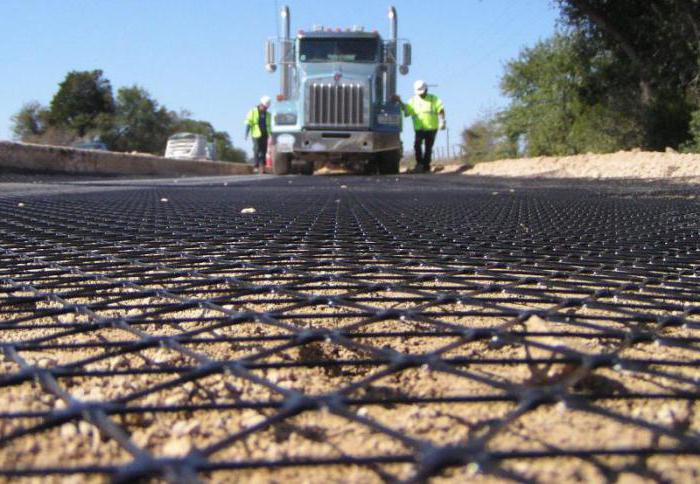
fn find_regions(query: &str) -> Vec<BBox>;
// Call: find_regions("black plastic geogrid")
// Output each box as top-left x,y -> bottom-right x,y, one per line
1,175 -> 699,482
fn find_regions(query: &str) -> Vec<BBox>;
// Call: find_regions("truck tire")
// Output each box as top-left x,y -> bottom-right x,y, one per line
272,152 -> 291,175
364,158 -> 379,175
300,160 -> 314,175
377,149 -> 401,175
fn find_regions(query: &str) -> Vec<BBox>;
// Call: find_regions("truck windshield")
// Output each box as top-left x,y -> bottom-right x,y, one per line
299,38 -> 379,63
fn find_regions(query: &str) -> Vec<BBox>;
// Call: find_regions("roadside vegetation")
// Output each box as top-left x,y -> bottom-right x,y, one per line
463,0 -> 700,163
10,70 -> 246,162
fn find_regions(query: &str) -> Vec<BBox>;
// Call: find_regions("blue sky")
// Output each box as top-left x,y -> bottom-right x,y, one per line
0,0 -> 559,155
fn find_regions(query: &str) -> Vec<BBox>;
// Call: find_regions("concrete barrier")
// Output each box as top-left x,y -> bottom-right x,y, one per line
0,141 -> 253,176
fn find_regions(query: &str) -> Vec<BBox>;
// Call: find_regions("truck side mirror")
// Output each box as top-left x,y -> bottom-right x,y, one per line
400,43 -> 411,75
265,39 -> 277,73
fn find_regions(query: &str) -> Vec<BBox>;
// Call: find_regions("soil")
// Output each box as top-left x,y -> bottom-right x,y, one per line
440,149 -> 700,183
1,170 -> 699,482
2,282 -> 699,483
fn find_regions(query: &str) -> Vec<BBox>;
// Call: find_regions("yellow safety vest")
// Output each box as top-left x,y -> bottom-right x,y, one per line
402,94 -> 444,131
245,107 -> 272,139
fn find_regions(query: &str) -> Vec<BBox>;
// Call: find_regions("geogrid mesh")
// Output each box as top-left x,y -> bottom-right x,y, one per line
1,175 -> 699,482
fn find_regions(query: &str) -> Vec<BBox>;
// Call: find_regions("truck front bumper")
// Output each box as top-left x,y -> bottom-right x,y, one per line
274,131 -> 400,155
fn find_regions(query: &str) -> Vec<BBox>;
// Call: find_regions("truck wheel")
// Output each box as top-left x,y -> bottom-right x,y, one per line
300,160 -> 314,175
272,152 -> 291,175
364,158 -> 379,175
378,149 -> 401,175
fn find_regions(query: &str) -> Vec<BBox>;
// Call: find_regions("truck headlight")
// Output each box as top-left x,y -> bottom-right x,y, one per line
275,113 -> 298,125
377,113 -> 401,125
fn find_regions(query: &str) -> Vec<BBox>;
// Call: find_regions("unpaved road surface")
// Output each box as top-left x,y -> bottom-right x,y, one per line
1,173 -> 699,482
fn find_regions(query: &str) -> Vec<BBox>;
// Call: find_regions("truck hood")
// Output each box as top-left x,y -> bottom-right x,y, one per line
300,62 -> 377,82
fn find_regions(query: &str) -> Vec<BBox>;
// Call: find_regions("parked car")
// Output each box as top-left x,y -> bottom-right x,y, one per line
73,140 -> 108,151
164,133 -> 215,161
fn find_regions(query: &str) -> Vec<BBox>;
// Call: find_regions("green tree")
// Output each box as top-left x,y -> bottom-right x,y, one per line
683,57 -> 700,152
10,101 -> 50,140
11,68 -> 245,161
500,33 -> 643,156
682,106 -> 700,152
106,86 -> 175,154
49,70 -> 115,136
172,118 -> 216,138
211,131 -> 247,163
556,0 -> 699,150
461,115 -> 518,164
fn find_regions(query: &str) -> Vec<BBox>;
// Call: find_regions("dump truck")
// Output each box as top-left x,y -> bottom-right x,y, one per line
265,6 -> 411,175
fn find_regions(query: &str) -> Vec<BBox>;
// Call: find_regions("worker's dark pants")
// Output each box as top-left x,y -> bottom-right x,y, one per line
414,129 -> 437,171
253,135 -> 269,168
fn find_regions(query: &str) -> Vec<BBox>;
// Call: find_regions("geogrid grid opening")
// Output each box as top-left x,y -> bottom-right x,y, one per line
1,176 -> 699,482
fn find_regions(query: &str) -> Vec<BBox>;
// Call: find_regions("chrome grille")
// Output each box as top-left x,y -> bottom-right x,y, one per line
306,82 -> 367,128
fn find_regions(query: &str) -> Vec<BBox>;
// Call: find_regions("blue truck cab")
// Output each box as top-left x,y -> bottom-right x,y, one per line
265,6 -> 411,175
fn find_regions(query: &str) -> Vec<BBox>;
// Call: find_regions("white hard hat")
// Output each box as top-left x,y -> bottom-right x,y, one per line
260,95 -> 272,107
413,80 -> 427,94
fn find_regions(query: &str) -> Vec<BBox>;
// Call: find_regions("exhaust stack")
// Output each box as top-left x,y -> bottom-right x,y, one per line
386,6 -> 398,101
280,6 -> 292,100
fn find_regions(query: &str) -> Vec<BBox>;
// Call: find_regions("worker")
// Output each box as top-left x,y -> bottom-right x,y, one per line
244,96 -> 272,173
394,80 -> 446,173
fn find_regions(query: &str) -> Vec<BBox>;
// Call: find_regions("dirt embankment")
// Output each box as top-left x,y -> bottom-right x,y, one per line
441,150 -> 700,181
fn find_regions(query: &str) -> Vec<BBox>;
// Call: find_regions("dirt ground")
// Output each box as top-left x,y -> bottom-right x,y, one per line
1,171 -> 699,482
1,281 -> 699,483
439,150 -> 700,182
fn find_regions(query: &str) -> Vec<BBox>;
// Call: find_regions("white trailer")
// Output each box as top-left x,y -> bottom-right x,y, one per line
164,133 -> 215,161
